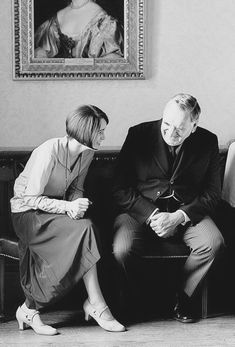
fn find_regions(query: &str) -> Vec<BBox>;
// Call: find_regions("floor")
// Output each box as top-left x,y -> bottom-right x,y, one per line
1,256 -> 235,346
1,310 -> 235,347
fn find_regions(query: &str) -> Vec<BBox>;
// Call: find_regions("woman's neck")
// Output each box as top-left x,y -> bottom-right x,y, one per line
67,137 -> 88,157
70,0 -> 92,10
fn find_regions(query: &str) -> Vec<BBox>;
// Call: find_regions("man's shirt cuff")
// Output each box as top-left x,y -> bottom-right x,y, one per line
178,209 -> 190,225
146,208 -> 160,225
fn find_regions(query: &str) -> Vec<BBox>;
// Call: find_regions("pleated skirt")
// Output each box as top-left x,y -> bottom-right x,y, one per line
11,210 -> 101,309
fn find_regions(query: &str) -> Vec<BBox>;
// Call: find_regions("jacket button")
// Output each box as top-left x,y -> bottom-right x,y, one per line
157,191 -> 160,195
170,180 -> 174,184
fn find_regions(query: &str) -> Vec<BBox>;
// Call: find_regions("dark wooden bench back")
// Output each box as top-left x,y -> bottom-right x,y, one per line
0,147 -> 228,245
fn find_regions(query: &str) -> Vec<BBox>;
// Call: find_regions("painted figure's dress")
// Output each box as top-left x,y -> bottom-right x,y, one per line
34,9 -> 124,58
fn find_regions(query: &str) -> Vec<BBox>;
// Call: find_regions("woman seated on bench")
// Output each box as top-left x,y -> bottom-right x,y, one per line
10,105 -> 125,335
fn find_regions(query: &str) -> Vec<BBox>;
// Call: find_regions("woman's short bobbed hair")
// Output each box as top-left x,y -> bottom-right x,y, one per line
66,105 -> 109,148
171,93 -> 201,121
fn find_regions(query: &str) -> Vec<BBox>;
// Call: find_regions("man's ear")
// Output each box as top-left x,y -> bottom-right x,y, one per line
191,121 -> 198,133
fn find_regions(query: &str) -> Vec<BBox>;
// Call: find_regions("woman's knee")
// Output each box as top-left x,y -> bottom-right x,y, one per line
81,218 -> 94,229
79,218 -> 100,238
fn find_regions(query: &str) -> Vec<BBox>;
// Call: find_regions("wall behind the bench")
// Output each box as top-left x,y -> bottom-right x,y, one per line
0,0 -> 235,148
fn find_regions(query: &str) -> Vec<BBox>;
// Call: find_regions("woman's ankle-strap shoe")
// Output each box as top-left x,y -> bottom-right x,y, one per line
16,306 -> 58,335
83,299 -> 126,332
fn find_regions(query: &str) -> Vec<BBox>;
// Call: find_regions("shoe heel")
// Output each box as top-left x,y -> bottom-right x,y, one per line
17,319 -> 27,331
84,312 -> 91,321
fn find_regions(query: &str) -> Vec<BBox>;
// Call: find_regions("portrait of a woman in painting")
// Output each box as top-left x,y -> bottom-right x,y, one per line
34,0 -> 124,59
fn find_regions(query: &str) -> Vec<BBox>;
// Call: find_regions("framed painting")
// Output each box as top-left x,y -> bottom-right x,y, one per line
13,0 -> 145,80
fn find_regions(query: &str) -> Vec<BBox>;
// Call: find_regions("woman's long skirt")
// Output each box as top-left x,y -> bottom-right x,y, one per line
11,210 -> 101,309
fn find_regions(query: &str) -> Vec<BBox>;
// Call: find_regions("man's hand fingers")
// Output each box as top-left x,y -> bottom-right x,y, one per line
150,213 -> 163,221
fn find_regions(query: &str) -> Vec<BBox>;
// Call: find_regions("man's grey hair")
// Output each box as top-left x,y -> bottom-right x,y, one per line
171,93 -> 201,121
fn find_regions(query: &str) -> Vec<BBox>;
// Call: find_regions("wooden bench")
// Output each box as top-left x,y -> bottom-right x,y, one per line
0,147 -> 228,320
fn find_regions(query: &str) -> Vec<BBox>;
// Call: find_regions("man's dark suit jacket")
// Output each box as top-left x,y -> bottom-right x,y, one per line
113,119 -> 221,226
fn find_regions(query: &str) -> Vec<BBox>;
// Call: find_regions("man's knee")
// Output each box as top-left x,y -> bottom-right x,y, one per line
113,236 -> 132,265
210,232 -> 225,257
197,230 -> 225,259
112,215 -> 137,265
187,217 -> 225,260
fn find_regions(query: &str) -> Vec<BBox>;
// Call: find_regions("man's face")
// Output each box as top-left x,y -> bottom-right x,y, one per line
161,101 -> 198,146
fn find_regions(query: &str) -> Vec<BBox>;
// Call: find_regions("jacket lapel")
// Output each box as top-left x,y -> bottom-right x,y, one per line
171,133 -> 197,180
151,120 -> 171,176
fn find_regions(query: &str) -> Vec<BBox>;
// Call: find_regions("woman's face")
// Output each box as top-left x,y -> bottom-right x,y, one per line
92,119 -> 107,149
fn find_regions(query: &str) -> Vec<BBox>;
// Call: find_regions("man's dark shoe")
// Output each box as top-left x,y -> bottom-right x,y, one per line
173,303 -> 196,323
173,292 -> 196,323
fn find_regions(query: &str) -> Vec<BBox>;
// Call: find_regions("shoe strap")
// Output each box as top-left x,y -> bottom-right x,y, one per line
97,305 -> 108,318
91,305 -> 108,318
25,310 -> 39,323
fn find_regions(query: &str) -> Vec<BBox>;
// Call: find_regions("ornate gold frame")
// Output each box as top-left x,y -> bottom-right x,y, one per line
13,0 -> 145,80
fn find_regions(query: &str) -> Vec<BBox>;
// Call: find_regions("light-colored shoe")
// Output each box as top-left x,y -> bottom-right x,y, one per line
83,299 -> 126,332
16,306 -> 58,336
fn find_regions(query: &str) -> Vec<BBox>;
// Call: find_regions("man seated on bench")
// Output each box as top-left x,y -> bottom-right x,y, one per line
112,93 -> 225,323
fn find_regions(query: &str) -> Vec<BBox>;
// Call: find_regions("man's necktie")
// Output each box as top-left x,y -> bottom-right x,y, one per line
170,146 -> 177,160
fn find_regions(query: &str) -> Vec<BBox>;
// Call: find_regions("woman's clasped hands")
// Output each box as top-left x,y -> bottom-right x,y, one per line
66,198 -> 92,220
